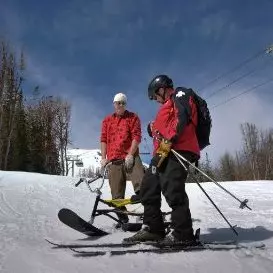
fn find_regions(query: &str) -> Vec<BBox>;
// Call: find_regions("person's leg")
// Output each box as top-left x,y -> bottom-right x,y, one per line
108,164 -> 126,199
140,168 -> 165,235
160,153 -> 194,241
108,164 -> 128,224
123,164 -> 165,242
127,155 -> 145,201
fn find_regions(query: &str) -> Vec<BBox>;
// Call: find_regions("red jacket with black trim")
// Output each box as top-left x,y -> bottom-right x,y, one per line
151,88 -> 200,157
100,110 -> 142,160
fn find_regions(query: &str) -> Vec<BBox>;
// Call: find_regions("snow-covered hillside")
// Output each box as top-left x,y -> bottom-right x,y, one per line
65,148 -> 102,177
65,148 -> 149,177
0,170 -> 273,273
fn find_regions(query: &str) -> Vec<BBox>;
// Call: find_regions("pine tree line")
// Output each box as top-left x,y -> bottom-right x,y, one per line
0,40 -> 71,175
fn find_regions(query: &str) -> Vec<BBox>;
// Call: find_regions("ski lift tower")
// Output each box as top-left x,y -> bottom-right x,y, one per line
66,155 -> 84,177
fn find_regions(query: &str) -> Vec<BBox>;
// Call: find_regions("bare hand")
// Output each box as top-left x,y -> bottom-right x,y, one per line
125,154 -> 134,171
100,158 -> 109,168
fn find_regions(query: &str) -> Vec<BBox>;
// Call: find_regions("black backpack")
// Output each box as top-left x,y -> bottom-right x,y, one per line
175,87 -> 212,150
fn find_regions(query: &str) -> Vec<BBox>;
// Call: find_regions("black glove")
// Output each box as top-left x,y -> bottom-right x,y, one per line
130,193 -> 141,203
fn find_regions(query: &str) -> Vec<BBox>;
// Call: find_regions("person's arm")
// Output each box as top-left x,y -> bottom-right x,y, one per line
172,88 -> 193,141
128,139 -> 139,156
100,142 -> 107,159
154,89 -> 192,142
100,118 -> 108,159
128,115 -> 141,156
151,89 -> 192,168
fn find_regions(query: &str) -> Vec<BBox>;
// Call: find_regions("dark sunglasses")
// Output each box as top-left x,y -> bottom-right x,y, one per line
114,101 -> 126,106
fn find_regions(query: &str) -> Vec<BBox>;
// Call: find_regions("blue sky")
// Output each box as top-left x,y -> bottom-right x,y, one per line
1,0 -> 273,165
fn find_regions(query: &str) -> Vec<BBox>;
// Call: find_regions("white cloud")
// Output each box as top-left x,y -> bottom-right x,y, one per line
205,88 -> 273,165
24,54 -> 105,149
69,97 -> 105,149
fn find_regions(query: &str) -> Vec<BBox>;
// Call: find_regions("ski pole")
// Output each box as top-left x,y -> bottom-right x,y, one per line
173,152 -> 238,236
171,149 -> 252,211
192,176 -> 238,236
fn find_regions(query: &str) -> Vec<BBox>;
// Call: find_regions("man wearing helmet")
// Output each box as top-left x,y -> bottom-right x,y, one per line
100,93 -> 145,227
124,75 -> 200,244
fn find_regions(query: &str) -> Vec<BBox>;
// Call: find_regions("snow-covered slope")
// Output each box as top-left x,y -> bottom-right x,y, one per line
0,170 -> 273,273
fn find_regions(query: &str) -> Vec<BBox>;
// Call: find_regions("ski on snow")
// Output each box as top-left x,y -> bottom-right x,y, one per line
45,238 -> 238,249
69,242 -> 265,257
53,208 -> 266,256
46,238 -> 265,257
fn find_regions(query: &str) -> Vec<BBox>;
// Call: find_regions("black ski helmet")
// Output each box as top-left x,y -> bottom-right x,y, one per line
148,74 -> 173,100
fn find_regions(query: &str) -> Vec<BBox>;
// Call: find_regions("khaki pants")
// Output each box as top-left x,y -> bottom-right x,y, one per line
108,155 -> 145,199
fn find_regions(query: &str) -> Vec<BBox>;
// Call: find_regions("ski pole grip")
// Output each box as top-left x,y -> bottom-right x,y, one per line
75,178 -> 84,187
239,199 -> 252,210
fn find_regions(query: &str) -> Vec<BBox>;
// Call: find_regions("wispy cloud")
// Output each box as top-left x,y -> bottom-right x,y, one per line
24,54 -> 106,148
206,88 -> 273,163
198,11 -> 236,41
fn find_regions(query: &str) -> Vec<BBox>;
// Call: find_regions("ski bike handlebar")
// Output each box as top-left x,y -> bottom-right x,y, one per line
74,159 -> 125,191
75,176 -> 102,187
73,158 -> 139,226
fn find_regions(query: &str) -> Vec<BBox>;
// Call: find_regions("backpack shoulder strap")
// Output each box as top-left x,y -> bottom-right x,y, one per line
173,87 -> 197,122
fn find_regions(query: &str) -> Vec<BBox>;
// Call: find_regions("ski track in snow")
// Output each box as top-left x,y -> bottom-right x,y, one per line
0,171 -> 273,272
0,191 -> 22,216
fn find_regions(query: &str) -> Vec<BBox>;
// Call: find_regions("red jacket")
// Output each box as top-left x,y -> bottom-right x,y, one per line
151,88 -> 200,157
100,110 -> 141,160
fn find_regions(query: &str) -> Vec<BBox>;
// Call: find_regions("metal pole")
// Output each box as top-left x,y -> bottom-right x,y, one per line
172,151 -> 238,236
171,149 -> 252,210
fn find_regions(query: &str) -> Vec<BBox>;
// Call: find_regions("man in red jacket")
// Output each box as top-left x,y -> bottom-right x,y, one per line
100,93 -> 145,226
124,75 -> 200,244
